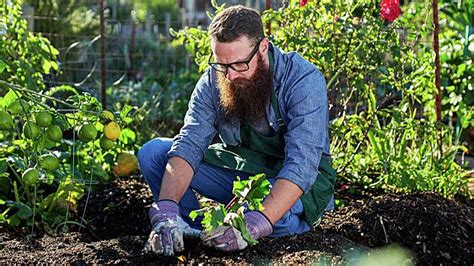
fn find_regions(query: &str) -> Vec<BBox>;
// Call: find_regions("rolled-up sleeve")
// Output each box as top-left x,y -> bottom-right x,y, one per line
167,71 -> 218,172
277,65 -> 328,193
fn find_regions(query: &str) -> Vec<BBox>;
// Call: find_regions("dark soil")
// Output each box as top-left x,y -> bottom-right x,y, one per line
0,176 -> 472,264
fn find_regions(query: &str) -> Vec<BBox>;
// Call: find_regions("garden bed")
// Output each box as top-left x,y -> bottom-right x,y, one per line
0,176 -> 472,264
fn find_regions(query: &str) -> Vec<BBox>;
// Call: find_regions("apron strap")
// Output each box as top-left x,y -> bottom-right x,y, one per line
271,92 -> 285,129
268,46 -> 286,131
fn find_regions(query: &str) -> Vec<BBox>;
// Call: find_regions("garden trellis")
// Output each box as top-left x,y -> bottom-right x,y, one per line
22,0 -> 192,110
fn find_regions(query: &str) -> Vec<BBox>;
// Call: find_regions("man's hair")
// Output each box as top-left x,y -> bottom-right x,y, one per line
209,5 -> 264,45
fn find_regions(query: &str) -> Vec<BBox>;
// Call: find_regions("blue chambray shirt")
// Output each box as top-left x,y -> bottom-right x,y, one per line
168,43 -> 330,194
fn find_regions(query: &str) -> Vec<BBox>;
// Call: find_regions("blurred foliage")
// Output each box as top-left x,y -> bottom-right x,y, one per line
171,26 -> 212,73
107,0 -> 180,23
109,69 -> 200,143
25,0 -> 181,38
133,0 -> 180,23
439,0 -> 473,135
1,1 -> 59,91
345,245 -> 413,266
25,0 -> 100,41
23,0 -> 184,94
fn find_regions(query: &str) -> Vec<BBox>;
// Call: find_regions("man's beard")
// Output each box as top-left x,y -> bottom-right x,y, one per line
217,53 -> 272,123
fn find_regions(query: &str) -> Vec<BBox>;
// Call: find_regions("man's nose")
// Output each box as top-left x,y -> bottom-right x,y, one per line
225,67 -> 240,81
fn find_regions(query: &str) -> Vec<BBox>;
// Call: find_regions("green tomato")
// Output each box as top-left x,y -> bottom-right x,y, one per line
35,111 -> 53,127
23,122 -> 41,139
78,124 -> 98,142
22,168 -> 40,185
39,154 -> 60,171
99,136 -> 115,150
46,125 -> 63,142
7,99 -> 30,115
101,110 -> 115,121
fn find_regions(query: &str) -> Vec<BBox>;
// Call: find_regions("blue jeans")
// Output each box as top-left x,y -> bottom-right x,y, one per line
138,137 -> 312,237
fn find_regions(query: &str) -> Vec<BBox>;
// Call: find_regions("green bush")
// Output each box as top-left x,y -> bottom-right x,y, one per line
108,69 -> 200,142
439,1 -> 473,139
172,0 -> 471,198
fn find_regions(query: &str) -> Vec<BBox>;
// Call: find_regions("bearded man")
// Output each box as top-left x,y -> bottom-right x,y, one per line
138,5 -> 336,256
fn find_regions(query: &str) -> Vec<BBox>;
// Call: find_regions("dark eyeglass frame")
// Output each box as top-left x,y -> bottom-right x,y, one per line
208,39 -> 263,73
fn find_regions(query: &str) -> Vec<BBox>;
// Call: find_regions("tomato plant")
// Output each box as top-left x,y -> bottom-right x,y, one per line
190,174 -> 271,245
0,1 -> 140,233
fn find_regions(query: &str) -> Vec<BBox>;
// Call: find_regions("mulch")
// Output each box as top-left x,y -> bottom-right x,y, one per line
0,176 -> 472,264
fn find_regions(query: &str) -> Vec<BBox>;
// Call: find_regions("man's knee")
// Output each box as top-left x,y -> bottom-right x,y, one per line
137,137 -> 173,176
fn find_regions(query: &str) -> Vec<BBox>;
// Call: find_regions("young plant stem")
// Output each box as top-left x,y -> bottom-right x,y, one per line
224,175 -> 267,212
8,162 -> 23,187
30,185 -> 37,235
0,80 -> 76,109
12,180 -> 20,202
11,120 -> 30,168
224,195 -> 238,211
24,184 -> 32,204
326,27 -> 373,90
54,220 -> 86,235
79,143 -> 96,231
10,88 -> 33,166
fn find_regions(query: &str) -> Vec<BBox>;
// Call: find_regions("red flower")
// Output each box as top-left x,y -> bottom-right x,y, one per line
380,0 -> 401,22
300,0 -> 308,7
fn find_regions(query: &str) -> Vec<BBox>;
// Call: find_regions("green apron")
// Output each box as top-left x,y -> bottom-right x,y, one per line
203,49 -> 336,226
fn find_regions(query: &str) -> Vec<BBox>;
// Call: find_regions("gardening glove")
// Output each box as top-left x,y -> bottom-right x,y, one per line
201,211 -> 273,252
145,200 -> 201,256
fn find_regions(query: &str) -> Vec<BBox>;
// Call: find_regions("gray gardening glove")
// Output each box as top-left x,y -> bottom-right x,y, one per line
145,200 -> 201,256
201,211 -> 273,252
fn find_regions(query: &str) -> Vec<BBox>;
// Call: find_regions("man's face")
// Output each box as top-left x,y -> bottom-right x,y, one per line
211,37 -> 272,122
210,36 -> 265,81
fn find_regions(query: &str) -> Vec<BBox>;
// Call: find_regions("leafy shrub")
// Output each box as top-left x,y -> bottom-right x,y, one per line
439,1 -> 473,146
108,69 -> 200,141
172,0 -> 471,198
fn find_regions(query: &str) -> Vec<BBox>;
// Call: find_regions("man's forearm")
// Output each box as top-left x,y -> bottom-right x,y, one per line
261,179 -> 303,224
158,156 -> 194,203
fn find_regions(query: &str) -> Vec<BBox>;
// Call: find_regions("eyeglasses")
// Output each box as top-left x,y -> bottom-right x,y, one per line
208,39 -> 263,73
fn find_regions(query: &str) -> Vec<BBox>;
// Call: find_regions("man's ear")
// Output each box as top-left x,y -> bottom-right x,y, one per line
260,37 -> 270,54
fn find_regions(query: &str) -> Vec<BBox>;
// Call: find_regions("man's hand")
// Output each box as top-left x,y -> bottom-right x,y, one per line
200,211 -> 273,252
145,200 -> 201,256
